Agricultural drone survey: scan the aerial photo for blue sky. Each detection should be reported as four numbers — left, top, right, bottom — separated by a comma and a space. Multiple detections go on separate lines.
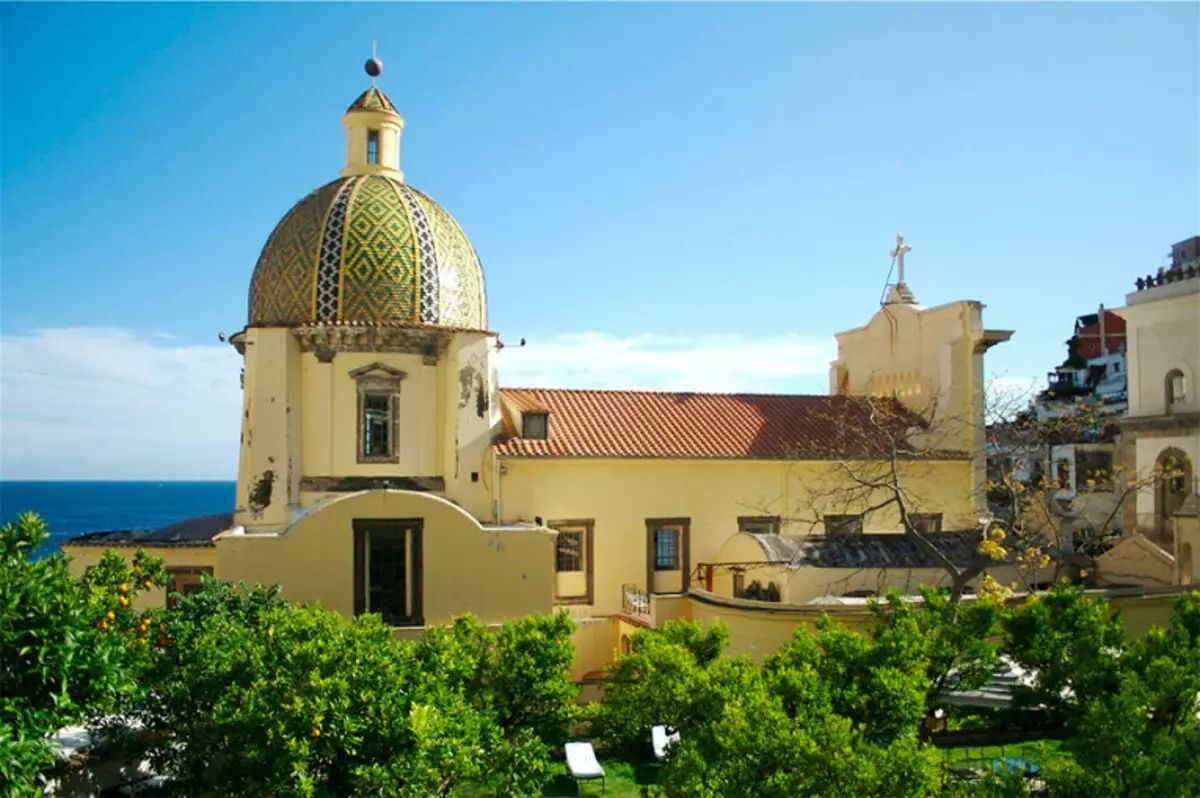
2, 2, 1197, 479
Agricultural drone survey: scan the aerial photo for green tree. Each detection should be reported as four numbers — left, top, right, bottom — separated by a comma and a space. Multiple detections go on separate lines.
1033, 590, 1200, 796
587, 620, 730, 751
1000, 584, 1127, 727
132, 583, 568, 796
0, 513, 166, 795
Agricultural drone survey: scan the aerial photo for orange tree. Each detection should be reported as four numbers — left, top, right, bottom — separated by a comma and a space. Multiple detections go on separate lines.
129, 579, 576, 797
0, 512, 166, 794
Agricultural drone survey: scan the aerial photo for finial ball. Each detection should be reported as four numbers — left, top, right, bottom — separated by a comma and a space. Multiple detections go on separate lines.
365, 58, 383, 78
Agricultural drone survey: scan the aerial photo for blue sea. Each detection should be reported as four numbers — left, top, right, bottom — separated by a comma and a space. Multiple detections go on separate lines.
0, 481, 237, 559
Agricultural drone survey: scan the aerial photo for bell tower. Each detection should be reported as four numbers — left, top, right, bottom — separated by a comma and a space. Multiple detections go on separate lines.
340, 57, 405, 180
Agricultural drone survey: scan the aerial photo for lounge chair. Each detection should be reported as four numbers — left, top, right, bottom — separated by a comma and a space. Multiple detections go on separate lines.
565, 742, 605, 793
651, 724, 680, 762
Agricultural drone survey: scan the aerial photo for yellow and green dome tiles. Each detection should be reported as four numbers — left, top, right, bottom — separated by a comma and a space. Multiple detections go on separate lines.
248, 174, 487, 330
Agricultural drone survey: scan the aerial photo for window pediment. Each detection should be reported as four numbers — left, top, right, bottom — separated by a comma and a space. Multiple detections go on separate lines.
349, 362, 409, 383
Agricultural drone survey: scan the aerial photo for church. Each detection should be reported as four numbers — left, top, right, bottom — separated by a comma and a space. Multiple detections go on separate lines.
65, 62, 1032, 672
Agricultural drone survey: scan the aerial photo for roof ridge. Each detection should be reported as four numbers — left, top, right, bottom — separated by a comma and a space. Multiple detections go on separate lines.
499, 387, 865, 400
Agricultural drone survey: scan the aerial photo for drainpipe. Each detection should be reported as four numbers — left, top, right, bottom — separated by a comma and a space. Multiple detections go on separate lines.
492, 451, 502, 524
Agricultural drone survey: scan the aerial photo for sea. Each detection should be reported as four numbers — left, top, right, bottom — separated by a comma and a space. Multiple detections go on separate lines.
0, 481, 237, 560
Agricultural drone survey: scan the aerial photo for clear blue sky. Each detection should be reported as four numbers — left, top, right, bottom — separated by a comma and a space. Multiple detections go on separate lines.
1, 2, 1197, 479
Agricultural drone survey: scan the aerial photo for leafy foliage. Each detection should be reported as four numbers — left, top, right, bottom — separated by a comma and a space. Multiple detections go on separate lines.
1006, 589, 1200, 795
130, 582, 575, 796
0, 513, 167, 794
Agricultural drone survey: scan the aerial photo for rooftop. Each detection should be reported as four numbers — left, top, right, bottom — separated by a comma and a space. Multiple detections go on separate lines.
63, 513, 232, 548
496, 388, 968, 460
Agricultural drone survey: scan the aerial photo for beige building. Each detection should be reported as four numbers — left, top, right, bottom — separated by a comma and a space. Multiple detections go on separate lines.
1117, 237, 1200, 546
74, 65, 1193, 675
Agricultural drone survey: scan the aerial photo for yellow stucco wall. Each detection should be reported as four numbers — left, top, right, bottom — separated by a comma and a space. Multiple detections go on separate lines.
63, 545, 219, 612
215, 490, 554, 627
500, 457, 974, 616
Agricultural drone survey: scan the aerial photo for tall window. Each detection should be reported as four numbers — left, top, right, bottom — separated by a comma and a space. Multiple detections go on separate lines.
354, 520, 422, 626
556, 530, 583, 572
550, 520, 593, 604
350, 363, 406, 464
654, 528, 679, 571
1167, 369, 1187, 409
367, 129, 379, 164
165, 567, 213, 610
824, 514, 863, 537
362, 394, 391, 457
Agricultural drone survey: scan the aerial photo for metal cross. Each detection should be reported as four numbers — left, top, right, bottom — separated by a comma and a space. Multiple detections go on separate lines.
891, 235, 913, 284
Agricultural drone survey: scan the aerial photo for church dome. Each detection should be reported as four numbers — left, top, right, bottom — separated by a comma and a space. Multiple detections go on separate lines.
248, 174, 487, 329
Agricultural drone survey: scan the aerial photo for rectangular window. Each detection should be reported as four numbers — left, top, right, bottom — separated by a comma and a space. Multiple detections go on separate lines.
354, 520, 422, 627
362, 393, 393, 459
910, 513, 943, 534
738, 516, 781, 536
732, 572, 745, 598
367, 130, 379, 164
522, 412, 548, 440
654, 528, 679, 571
556, 530, 583, 572
1075, 449, 1114, 492
550, 520, 593, 604
1170, 373, 1186, 405
824, 514, 863, 537
165, 567, 213, 610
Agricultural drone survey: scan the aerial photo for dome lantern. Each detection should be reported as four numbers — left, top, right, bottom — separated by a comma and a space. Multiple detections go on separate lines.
341, 59, 404, 180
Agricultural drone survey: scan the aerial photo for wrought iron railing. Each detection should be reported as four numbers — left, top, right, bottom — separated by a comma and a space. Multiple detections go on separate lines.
621, 583, 650, 617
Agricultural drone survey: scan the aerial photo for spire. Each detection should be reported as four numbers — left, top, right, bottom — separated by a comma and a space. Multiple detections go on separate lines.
883, 234, 918, 305
340, 55, 405, 180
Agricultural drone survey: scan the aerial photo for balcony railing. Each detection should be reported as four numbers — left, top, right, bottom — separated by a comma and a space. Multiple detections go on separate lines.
621, 583, 650, 618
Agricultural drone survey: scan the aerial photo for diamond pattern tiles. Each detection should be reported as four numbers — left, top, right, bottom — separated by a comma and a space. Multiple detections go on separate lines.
247, 173, 486, 329
396, 185, 440, 324
338, 175, 419, 324
248, 179, 346, 324
407, 186, 487, 329
315, 179, 356, 321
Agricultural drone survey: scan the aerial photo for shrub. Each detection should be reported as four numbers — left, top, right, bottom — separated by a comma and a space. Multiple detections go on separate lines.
131, 584, 573, 796
0, 513, 166, 794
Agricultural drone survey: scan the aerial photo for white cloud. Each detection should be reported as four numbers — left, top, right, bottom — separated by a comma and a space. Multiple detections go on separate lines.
498, 332, 837, 394
0, 328, 243, 480
0, 328, 838, 479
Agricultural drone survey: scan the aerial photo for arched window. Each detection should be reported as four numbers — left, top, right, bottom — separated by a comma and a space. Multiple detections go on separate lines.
1166, 369, 1187, 409
1156, 449, 1194, 541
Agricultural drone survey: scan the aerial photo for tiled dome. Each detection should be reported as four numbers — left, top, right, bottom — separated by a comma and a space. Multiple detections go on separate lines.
247, 173, 487, 329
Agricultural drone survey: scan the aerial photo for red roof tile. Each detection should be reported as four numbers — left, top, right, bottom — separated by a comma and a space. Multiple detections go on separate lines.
495, 388, 967, 460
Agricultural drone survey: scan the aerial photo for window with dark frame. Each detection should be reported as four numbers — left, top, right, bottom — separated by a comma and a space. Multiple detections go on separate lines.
732, 572, 745, 597
354, 520, 422, 627
738, 516, 781, 536
910, 513, 943, 534
1075, 449, 1115, 492
522, 412, 548, 440
1168, 370, 1187, 407
654, 528, 679, 570
556, 530, 583, 572
823, 514, 863, 537
350, 363, 405, 464
362, 394, 392, 458
367, 129, 379, 164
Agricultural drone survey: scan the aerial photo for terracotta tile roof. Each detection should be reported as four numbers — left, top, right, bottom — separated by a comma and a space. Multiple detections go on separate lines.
495, 388, 968, 460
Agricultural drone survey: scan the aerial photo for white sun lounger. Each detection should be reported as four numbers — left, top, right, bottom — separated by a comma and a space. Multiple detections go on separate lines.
651, 724, 681, 762
565, 741, 605, 793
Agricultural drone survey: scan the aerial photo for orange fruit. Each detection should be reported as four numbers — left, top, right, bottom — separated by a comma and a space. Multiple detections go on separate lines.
98, 620, 109, 631
106, 611, 115, 621
311, 728, 321, 738
118, 584, 128, 594
144, 580, 153, 590
119, 596, 129, 607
